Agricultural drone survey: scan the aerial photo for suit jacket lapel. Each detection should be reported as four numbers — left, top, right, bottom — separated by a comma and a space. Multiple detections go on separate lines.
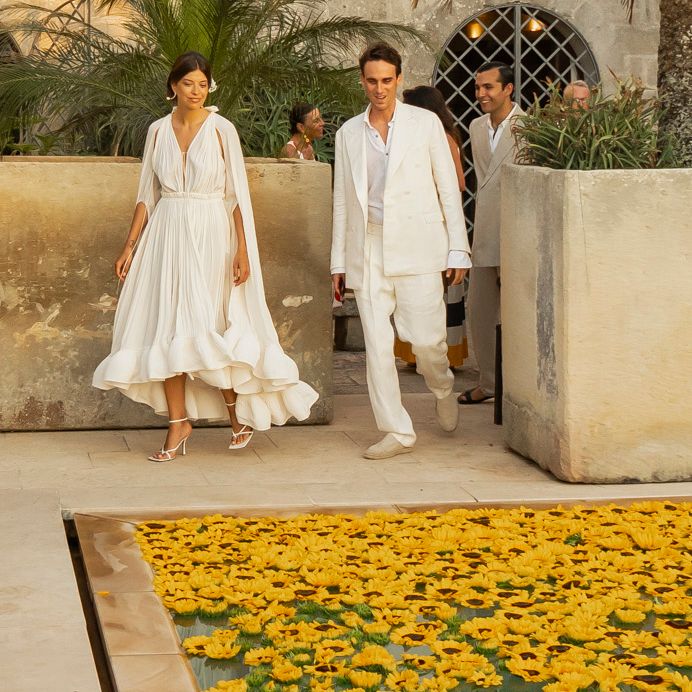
385, 104, 412, 181
347, 116, 368, 223
479, 113, 517, 189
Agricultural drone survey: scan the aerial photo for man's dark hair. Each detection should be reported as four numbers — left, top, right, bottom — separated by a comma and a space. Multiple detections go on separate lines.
359, 42, 402, 76
403, 86, 461, 146
476, 61, 514, 87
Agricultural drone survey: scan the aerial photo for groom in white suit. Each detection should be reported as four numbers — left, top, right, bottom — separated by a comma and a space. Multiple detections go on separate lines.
331, 42, 472, 459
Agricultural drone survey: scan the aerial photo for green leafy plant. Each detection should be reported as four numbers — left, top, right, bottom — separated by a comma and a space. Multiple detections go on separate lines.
0, 0, 423, 160
514, 78, 679, 170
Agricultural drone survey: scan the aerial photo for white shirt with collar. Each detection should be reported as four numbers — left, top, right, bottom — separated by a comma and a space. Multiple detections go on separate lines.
487, 102, 518, 153
332, 101, 471, 273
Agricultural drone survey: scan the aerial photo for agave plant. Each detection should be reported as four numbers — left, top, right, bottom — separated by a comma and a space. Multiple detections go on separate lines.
513, 78, 678, 170
0, 0, 423, 159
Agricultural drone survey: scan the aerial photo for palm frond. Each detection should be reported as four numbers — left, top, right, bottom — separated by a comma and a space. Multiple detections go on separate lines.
1, 0, 425, 158
620, 0, 635, 23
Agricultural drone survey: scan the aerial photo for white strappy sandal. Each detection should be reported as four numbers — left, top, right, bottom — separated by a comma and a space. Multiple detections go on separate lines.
226, 402, 254, 450
148, 417, 191, 462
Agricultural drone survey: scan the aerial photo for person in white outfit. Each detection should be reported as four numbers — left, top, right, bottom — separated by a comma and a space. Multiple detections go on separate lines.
331, 42, 472, 460
459, 61, 525, 406
93, 52, 318, 461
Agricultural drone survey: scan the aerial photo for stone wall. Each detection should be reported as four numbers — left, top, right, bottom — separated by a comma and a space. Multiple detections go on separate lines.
658, 0, 692, 166
1, 1, 662, 92
323, 0, 660, 93
0, 157, 333, 430
501, 163, 692, 483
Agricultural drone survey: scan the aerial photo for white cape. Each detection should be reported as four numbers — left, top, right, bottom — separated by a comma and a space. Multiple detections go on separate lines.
93, 108, 319, 429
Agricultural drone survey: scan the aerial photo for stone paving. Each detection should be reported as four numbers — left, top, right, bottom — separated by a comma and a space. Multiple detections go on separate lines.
0, 353, 690, 691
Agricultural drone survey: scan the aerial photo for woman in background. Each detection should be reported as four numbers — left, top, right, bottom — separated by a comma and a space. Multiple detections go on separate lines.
281, 102, 325, 160
394, 85, 468, 369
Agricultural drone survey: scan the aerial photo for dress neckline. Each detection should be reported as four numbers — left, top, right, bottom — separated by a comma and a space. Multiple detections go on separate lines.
170, 110, 214, 155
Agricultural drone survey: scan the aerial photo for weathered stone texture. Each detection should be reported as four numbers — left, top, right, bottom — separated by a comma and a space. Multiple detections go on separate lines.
658, 0, 692, 166
324, 0, 659, 93
0, 157, 333, 430
2, 1, 663, 97
501, 164, 692, 483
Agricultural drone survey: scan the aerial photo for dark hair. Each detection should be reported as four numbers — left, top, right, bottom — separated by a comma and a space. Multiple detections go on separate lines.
359, 42, 402, 76
403, 86, 461, 146
476, 61, 514, 88
166, 51, 212, 99
289, 102, 315, 135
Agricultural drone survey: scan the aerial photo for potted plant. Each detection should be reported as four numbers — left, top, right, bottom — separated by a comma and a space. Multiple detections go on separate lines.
500, 80, 691, 483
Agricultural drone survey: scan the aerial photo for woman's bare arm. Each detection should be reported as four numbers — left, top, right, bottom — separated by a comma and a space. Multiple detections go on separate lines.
446, 133, 466, 192
115, 202, 148, 279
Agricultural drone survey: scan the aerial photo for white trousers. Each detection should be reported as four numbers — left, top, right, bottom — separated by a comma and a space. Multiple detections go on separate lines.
467, 266, 501, 395
354, 224, 454, 446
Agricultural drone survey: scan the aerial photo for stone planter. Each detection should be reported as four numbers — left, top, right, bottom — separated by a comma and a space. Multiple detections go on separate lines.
501, 164, 692, 483
0, 157, 333, 430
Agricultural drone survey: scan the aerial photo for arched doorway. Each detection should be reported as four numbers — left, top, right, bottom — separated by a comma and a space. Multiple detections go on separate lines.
433, 4, 599, 224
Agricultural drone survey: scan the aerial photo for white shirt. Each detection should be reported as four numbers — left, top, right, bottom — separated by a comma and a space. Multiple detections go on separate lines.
332, 102, 471, 273
487, 103, 518, 153
364, 104, 395, 226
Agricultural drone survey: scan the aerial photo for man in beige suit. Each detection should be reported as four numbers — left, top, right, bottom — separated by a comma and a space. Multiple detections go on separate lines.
331, 42, 471, 459
459, 62, 525, 405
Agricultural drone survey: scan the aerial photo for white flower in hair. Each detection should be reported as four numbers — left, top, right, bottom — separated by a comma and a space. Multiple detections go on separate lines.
209, 78, 218, 93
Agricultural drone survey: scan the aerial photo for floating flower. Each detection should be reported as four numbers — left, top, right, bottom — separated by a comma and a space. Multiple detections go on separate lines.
314, 639, 354, 659
615, 608, 647, 624
350, 645, 396, 670
617, 630, 661, 651
505, 657, 550, 682
628, 527, 672, 551
203, 639, 241, 659
182, 635, 210, 656
400, 654, 436, 670
657, 647, 692, 667
362, 620, 391, 634
228, 613, 263, 634
348, 670, 381, 688
385, 669, 419, 690
434, 640, 481, 660
668, 671, 692, 692
304, 661, 347, 677
271, 659, 303, 682
204, 679, 247, 692
243, 647, 278, 666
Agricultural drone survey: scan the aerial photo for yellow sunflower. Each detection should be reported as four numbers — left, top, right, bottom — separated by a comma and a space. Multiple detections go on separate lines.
348, 670, 382, 688
350, 645, 396, 670
271, 659, 303, 682
384, 670, 419, 691
243, 647, 278, 666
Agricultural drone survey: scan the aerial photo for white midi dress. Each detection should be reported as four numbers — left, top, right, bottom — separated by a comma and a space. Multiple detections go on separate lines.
93, 108, 318, 428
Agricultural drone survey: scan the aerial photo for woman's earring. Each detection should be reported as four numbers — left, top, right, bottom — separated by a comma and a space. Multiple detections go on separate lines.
166, 93, 176, 101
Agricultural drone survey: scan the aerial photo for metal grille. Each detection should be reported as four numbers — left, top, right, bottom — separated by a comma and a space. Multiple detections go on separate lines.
432, 4, 599, 227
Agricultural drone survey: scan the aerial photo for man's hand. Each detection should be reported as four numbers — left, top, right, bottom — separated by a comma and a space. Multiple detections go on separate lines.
446, 267, 467, 286
332, 273, 346, 301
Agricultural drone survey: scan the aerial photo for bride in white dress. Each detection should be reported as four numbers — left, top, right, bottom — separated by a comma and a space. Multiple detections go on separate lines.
93, 52, 318, 461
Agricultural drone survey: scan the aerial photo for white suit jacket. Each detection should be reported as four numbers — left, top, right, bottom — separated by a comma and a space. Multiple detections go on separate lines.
331, 101, 471, 290
469, 105, 525, 267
